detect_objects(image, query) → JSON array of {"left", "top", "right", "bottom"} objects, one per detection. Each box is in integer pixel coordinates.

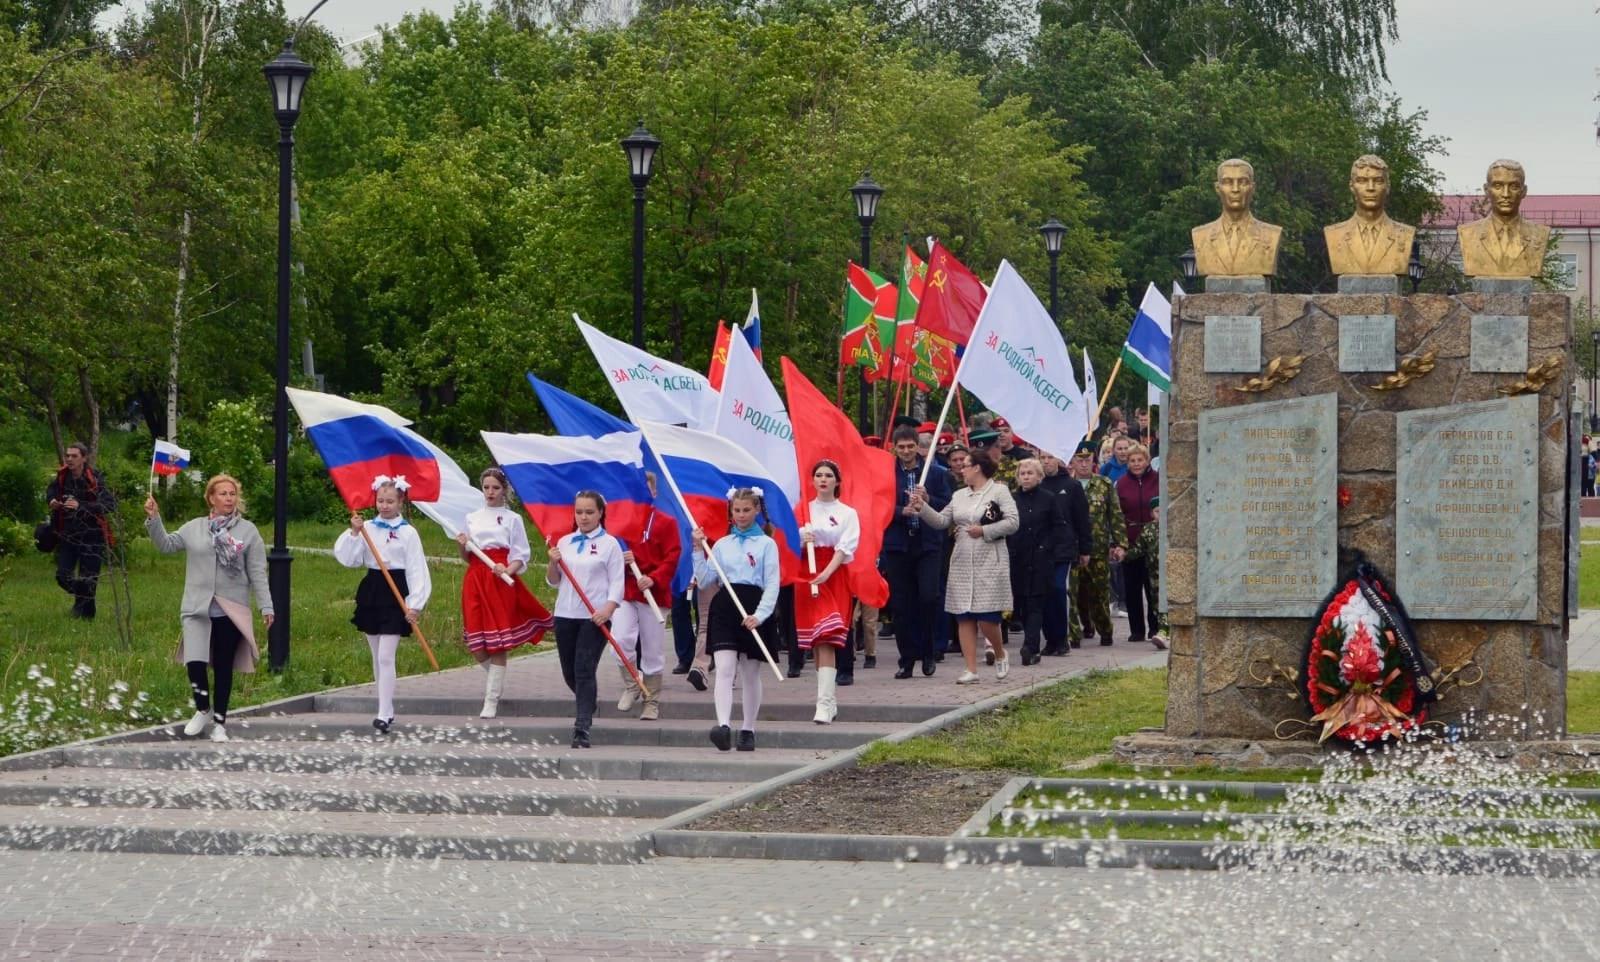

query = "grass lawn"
[{"left": 0, "top": 519, "right": 555, "bottom": 756}]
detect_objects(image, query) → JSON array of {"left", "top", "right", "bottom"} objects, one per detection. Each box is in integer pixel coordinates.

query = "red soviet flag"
[
  {"left": 913, "top": 241, "right": 987, "bottom": 349},
  {"left": 707, "top": 320, "right": 732, "bottom": 391},
  {"left": 780, "top": 357, "right": 892, "bottom": 608}
]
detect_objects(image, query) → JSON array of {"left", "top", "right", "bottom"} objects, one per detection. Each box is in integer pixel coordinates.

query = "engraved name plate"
[
  {"left": 1198, "top": 393, "right": 1338, "bottom": 616},
  {"left": 1204, "top": 315, "right": 1262, "bottom": 373},
  {"left": 1470, "top": 315, "right": 1529, "bottom": 373},
  {"left": 1338, "top": 314, "right": 1396, "bottom": 372},
  {"left": 1396, "top": 396, "right": 1539, "bottom": 620}
]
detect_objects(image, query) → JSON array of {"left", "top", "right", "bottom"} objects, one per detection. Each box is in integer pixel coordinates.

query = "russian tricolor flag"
[
  {"left": 151, "top": 440, "right": 191, "bottom": 477},
  {"left": 480, "top": 430, "right": 654, "bottom": 545},
  {"left": 287, "top": 387, "right": 441, "bottom": 510}
]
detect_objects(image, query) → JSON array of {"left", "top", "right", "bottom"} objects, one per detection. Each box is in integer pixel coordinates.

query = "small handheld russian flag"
[{"left": 151, "top": 440, "right": 191, "bottom": 477}]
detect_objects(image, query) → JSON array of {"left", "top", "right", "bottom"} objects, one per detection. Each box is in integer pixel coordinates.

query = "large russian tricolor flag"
[
  {"left": 286, "top": 387, "right": 441, "bottom": 510},
  {"left": 636, "top": 420, "right": 802, "bottom": 558},
  {"left": 481, "top": 430, "right": 654, "bottom": 545}
]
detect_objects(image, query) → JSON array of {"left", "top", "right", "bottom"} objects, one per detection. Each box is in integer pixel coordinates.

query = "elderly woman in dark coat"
[{"left": 1009, "top": 457, "right": 1074, "bottom": 665}]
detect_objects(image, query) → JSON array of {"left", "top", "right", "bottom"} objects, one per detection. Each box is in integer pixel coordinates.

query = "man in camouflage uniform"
[
  {"left": 1069, "top": 441, "right": 1125, "bottom": 646},
  {"left": 1124, "top": 496, "right": 1166, "bottom": 650}
]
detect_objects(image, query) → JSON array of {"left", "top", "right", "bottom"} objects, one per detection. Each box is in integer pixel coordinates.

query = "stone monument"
[{"left": 1121, "top": 157, "right": 1575, "bottom": 764}]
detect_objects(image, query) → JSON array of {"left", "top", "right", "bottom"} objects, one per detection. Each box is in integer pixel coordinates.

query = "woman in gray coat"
[
  {"left": 912, "top": 453, "right": 1019, "bottom": 685},
  {"left": 144, "top": 474, "right": 274, "bottom": 743}
]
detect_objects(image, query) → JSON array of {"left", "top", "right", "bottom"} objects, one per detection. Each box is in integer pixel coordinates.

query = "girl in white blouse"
[
  {"left": 333, "top": 477, "right": 432, "bottom": 734},
  {"left": 545, "top": 490, "right": 625, "bottom": 748},
  {"left": 796, "top": 460, "right": 861, "bottom": 725},
  {"left": 454, "top": 467, "right": 554, "bottom": 719},
  {"left": 692, "top": 488, "right": 781, "bottom": 753}
]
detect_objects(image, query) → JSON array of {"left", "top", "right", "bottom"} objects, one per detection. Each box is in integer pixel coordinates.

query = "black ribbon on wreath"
[{"left": 1353, "top": 561, "right": 1438, "bottom": 704}]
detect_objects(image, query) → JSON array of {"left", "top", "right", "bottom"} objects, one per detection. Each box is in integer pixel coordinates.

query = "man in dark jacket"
[
  {"left": 44, "top": 442, "right": 116, "bottom": 619},
  {"left": 1039, "top": 453, "right": 1091, "bottom": 655},
  {"left": 883, "top": 425, "right": 951, "bottom": 678}
]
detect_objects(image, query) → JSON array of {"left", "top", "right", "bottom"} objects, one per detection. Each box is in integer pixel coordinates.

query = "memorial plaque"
[
  {"left": 1198, "top": 392, "right": 1338, "bottom": 616},
  {"left": 1396, "top": 396, "right": 1538, "bottom": 620},
  {"left": 1338, "top": 314, "right": 1397, "bottom": 372},
  {"left": 1204, "top": 315, "right": 1261, "bottom": 373},
  {"left": 1470, "top": 315, "right": 1529, "bottom": 373}
]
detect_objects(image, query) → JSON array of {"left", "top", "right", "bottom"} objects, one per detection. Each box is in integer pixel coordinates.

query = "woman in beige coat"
[
  {"left": 144, "top": 474, "right": 274, "bottom": 743},
  {"left": 912, "top": 453, "right": 1019, "bottom": 684}
]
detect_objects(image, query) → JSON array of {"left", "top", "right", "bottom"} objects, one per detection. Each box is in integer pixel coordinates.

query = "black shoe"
[
  {"left": 1021, "top": 650, "right": 1040, "bottom": 666},
  {"left": 984, "top": 649, "right": 996, "bottom": 666},
  {"left": 671, "top": 662, "right": 691, "bottom": 675},
  {"left": 1042, "top": 645, "right": 1068, "bottom": 657},
  {"left": 736, "top": 730, "right": 756, "bottom": 751},
  {"left": 687, "top": 667, "right": 708, "bottom": 691},
  {"left": 709, "top": 724, "right": 732, "bottom": 751},
  {"left": 372, "top": 717, "right": 393, "bottom": 735},
  {"left": 921, "top": 658, "right": 936, "bottom": 677},
  {"left": 571, "top": 729, "right": 591, "bottom": 749},
  {"left": 1082, "top": 630, "right": 1096, "bottom": 641},
  {"left": 894, "top": 666, "right": 913, "bottom": 679},
  {"left": 786, "top": 665, "right": 802, "bottom": 678},
  {"left": 837, "top": 674, "right": 854, "bottom": 686},
  {"left": 1100, "top": 638, "right": 1114, "bottom": 646},
  {"left": 1071, "top": 639, "right": 1082, "bottom": 649},
  {"left": 878, "top": 624, "right": 894, "bottom": 638},
  {"left": 863, "top": 656, "right": 877, "bottom": 669}
]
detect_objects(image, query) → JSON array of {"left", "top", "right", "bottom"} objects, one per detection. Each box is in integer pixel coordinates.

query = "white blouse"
[
  {"left": 804, "top": 499, "right": 861, "bottom": 563},
  {"left": 464, "top": 506, "right": 532, "bottom": 565},
  {"left": 333, "top": 520, "right": 432, "bottom": 612},
  {"left": 546, "top": 528, "right": 625, "bottom": 619}
]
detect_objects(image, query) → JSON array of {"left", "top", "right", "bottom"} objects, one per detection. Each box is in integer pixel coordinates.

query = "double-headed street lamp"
[
  {"left": 261, "top": 36, "right": 314, "bottom": 673},
  {"left": 850, "top": 171, "right": 883, "bottom": 433},
  {"left": 621, "top": 121, "right": 661, "bottom": 349},
  {"left": 1038, "top": 217, "right": 1066, "bottom": 322}
]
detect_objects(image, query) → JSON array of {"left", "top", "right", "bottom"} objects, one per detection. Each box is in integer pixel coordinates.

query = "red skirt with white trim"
[
  {"left": 795, "top": 546, "right": 851, "bottom": 650},
  {"left": 461, "top": 547, "right": 554, "bottom": 654}
]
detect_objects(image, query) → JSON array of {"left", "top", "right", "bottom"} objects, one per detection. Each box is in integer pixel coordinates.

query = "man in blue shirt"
[{"left": 882, "top": 425, "right": 951, "bottom": 678}]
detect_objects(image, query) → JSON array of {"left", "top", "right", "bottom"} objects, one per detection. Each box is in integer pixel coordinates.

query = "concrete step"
[
  {"left": 173, "top": 712, "right": 902, "bottom": 751},
  {"left": 0, "top": 767, "right": 732, "bottom": 819},
  {"left": 316, "top": 692, "right": 954, "bottom": 724},
  {"left": 0, "top": 804, "right": 654, "bottom": 863},
  {"left": 55, "top": 739, "right": 820, "bottom": 783}
]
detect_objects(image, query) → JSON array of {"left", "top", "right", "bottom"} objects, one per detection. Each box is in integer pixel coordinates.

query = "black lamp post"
[
  {"left": 1407, "top": 239, "right": 1425, "bottom": 294},
  {"left": 262, "top": 38, "right": 314, "bottom": 673},
  {"left": 621, "top": 121, "right": 661, "bottom": 349},
  {"left": 1591, "top": 329, "right": 1599, "bottom": 432},
  {"left": 1178, "top": 248, "right": 1198, "bottom": 286},
  {"left": 1038, "top": 217, "right": 1066, "bottom": 322},
  {"left": 850, "top": 171, "right": 883, "bottom": 433}
]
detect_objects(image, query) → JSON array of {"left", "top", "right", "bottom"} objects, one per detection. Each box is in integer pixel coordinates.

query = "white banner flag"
[
  {"left": 957, "top": 261, "right": 1089, "bottom": 461},
  {"left": 576, "top": 314, "right": 719, "bottom": 430},
  {"left": 714, "top": 326, "right": 800, "bottom": 506},
  {"left": 1082, "top": 348, "right": 1099, "bottom": 425}
]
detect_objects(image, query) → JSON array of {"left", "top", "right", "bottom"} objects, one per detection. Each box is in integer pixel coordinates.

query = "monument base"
[
  {"left": 1113, "top": 730, "right": 1600, "bottom": 773},
  {"left": 1337, "top": 274, "right": 1400, "bottom": 294},
  {"left": 1204, "top": 275, "right": 1268, "bottom": 293},
  {"left": 1472, "top": 277, "right": 1534, "bottom": 294}
]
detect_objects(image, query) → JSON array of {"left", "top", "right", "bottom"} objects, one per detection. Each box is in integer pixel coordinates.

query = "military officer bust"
[
  {"left": 1457, "top": 159, "right": 1550, "bottom": 279},
  {"left": 1192, "top": 158, "right": 1283, "bottom": 278},
  {"left": 1324, "top": 154, "right": 1415, "bottom": 277}
]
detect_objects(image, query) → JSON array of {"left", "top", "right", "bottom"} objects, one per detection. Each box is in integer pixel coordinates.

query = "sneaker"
[
  {"left": 183, "top": 710, "right": 211, "bottom": 737},
  {"left": 687, "top": 667, "right": 708, "bottom": 692},
  {"left": 709, "top": 724, "right": 733, "bottom": 751},
  {"left": 208, "top": 721, "right": 229, "bottom": 743},
  {"left": 736, "top": 730, "right": 756, "bottom": 752},
  {"left": 1151, "top": 636, "right": 1169, "bottom": 651},
  {"left": 955, "top": 670, "right": 980, "bottom": 685},
  {"left": 372, "top": 717, "right": 393, "bottom": 735},
  {"left": 995, "top": 657, "right": 1010, "bottom": 680}
]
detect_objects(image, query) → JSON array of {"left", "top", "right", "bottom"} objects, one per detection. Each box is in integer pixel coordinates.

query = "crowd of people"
[{"left": 45, "top": 405, "right": 1166, "bottom": 752}]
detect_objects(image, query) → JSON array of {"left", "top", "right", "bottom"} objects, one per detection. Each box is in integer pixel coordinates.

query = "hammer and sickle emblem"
[{"left": 928, "top": 269, "right": 948, "bottom": 291}]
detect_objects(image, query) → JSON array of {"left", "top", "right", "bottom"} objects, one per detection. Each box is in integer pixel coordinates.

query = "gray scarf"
[{"left": 207, "top": 513, "right": 244, "bottom": 572}]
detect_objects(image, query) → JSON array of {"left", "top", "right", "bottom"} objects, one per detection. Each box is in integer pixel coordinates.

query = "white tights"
[
  {"left": 366, "top": 633, "right": 399, "bottom": 719},
  {"left": 712, "top": 650, "right": 763, "bottom": 732}
]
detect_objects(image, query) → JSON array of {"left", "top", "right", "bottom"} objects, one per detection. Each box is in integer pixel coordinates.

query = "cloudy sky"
[{"left": 102, "top": 0, "right": 1600, "bottom": 194}]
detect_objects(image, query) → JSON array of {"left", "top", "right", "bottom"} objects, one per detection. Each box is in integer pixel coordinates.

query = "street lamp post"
[
  {"left": 1407, "top": 239, "right": 1425, "bottom": 294},
  {"left": 262, "top": 39, "right": 314, "bottom": 673},
  {"left": 620, "top": 121, "right": 661, "bottom": 349},
  {"left": 1038, "top": 217, "right": 1066, "bottom": 322},
  {"left": 1591, "top": 329, "right": 1599, "bottom": 432},
  {"left": 850, "top": 171, "right": 883, "bottom": 434},
  {"left": 1178, "top": 248, "right": 1198, "bottom": 287}
]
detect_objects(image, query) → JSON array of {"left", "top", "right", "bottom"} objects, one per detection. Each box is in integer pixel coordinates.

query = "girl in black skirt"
[
  {"left": 334, "top": 476, "right": 432, "bottom": 733},
  {"left": 691, "top": 487, "right": 781, "bottom": 752}
]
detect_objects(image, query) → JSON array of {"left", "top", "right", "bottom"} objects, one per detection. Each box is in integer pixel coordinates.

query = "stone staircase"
[{"left": 0, "top": 688, "right": 921, "bottom": 864}]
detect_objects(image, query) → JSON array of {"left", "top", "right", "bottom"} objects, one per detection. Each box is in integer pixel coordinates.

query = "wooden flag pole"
[
  {"left": 628, "top": 560, "right": 668, "bottom": 625},
  {"left": 547, "top": 542, "right": 647, "bottom": 696},
  {"left": 1086, "top": 355, "right": 1125, "bottom": 445},
  {"left": 358, "top": 524, "right": 440, "bottom": 672}
]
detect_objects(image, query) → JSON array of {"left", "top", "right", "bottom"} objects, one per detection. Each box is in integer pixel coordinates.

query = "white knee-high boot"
[
  {"left": 480, "top": 662, "right": 506, "bottom": 719},
  {"left": 813, "top": 666, "right": 837, "bottom": 725}
]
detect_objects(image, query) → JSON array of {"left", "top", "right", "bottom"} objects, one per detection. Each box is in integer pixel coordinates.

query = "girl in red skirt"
[
  {"left": 455, "top": 467, "right": 554, "bottom": 718},
  {"left": 796, "top": 460, "right": 860, "bottom": 725}
]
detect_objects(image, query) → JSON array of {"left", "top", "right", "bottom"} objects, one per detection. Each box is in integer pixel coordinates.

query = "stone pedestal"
[
  {"left": 1472, "top": 277, "right": 1535, "bottom": 295},
  {"left": 1156, "top": 292, "right": 1573, "bottom": 744},
  {"left": 1337, "top": 274, "right": 1401, "bottom": 294},
  {"left": 1204, "top": 275, "right": 1268, "bottom": 293}
]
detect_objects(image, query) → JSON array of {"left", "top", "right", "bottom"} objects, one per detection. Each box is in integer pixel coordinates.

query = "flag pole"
[
  {"left": 917, "top": 323, "right": 982, "bottom": 488},
  {"left": 357, "top": 523, "right": 440, "bottom": 672},
  {"left": 1086, "top": 355, "right": 1125, "bottom": 445},
  {"left": 955, "top": 389, "right": 969, "bottom": 445},
  {"left": 547, "top": 544, "right": 648, "bottom": 697},
  {"left": 648, "top": 453, "right": 786, "bottom": 681}
]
